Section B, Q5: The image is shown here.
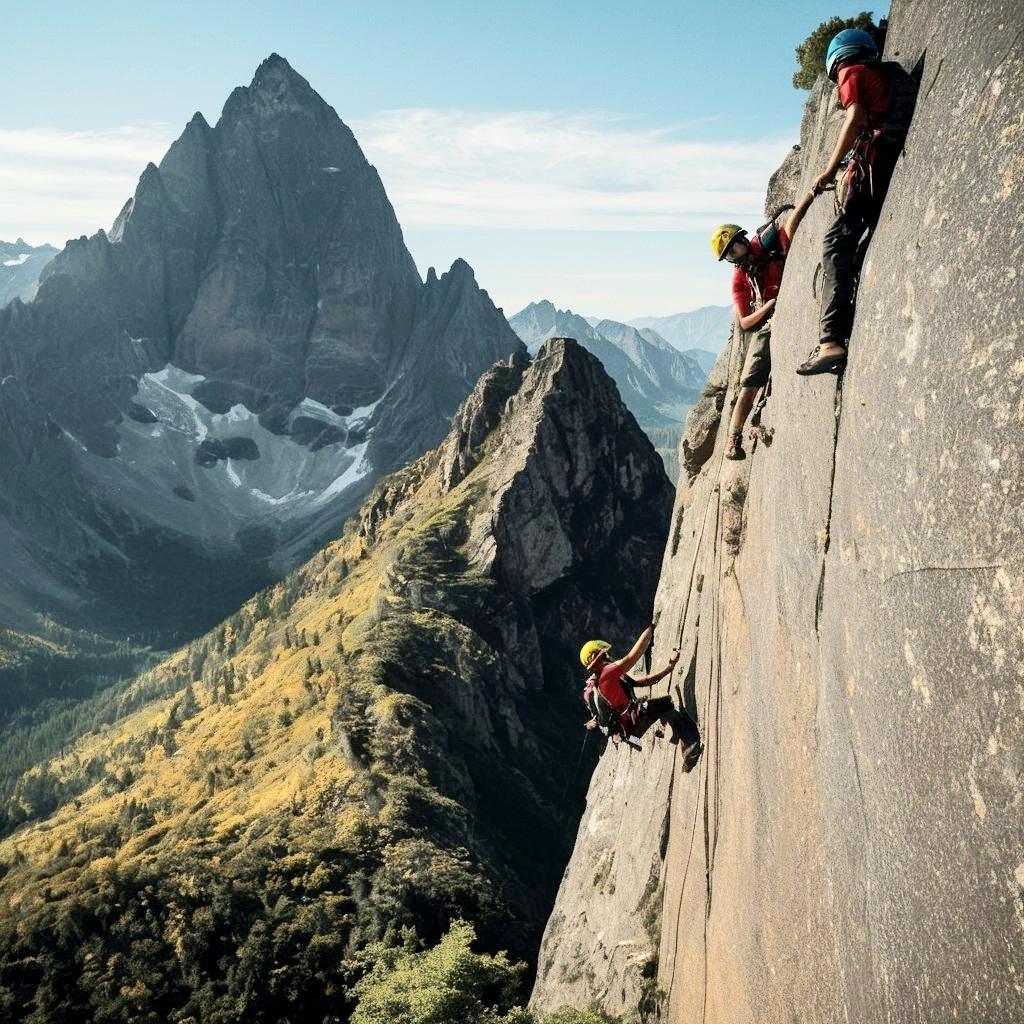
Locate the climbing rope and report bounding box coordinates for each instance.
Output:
[658,318,744,701]
[560,729,591,807]
[663,456,727,1011]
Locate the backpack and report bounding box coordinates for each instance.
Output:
[586,685,618,730]
[754,210,792,261]
[878,60,919,143]
[585,673,638,733]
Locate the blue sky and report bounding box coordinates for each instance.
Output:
[3,0,888,319]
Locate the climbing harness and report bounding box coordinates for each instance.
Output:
[836,130,881,211]
[585,669,646,753]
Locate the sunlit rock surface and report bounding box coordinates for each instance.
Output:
[531,2,1024,1020]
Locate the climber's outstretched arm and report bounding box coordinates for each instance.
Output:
[784,188,818,240]
[613,624,655,673]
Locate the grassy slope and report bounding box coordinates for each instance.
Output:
[0,432,574,1020]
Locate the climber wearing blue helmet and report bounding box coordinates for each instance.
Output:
[797,27,918,376]
[824,28,878,81]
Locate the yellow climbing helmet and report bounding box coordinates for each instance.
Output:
[579,639,612,668]
[711,223,746,262]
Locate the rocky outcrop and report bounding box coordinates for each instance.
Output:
[0,339,672,1019]
[438,350,529,491]
[678,339,733,483]
[532,2,1024,1021]
[0,56,523,647]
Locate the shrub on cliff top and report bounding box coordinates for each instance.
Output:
[793,11,888,89]
[541,1010,618,1024]
[350,920,530,1024]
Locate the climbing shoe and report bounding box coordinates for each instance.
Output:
[796,344,847,376]
[681,740,703,773]
[725,430,746,460]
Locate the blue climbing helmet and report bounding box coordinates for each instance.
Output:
[825,28,879,80]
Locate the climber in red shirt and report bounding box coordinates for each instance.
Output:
[579,627,702,772]
[710,187,817,460]
[797,29,917,375]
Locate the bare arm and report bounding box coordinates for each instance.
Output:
[814,102,869,191]
[738,298,775,332]
[784,188,817,240]
[613,624,654,674]
[630,648,681,687]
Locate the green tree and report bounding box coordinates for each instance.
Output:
[792,11,887,89]
[540,1011,617,1024]
[350,921,531,1024]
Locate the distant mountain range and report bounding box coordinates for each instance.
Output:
[508,300,706,429]
[0,239,58,307]
[629,305,733,355]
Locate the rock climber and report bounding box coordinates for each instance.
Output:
[711,188,817,460]
[797,28,916,375]
[579,626,702,772]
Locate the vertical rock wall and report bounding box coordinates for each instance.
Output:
[532,1,1024,1020]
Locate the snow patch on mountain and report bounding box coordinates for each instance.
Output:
[57,364,382,545]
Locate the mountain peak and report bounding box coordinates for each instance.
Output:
[219,54,325,124]
[249,53,318,102]
[444,257,474,283]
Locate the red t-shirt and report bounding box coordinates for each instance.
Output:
[837,63,891,123]
[595,662,631,713]
[731,228,790,318]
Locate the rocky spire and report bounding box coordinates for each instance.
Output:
[0,57,525,644]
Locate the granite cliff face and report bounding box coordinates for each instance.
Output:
[532,2,1024,1020]
[0,56,522,644]
[0,339,672,1020]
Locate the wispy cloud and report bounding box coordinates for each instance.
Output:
[352,109,794,232]
[0,124,176,245]
[1,109,793,259]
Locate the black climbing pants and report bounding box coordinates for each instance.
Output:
[819,143,899,345]
[631,696,700,746]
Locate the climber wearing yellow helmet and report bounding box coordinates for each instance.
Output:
[580,625,701,772]
[711,188,817,460]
